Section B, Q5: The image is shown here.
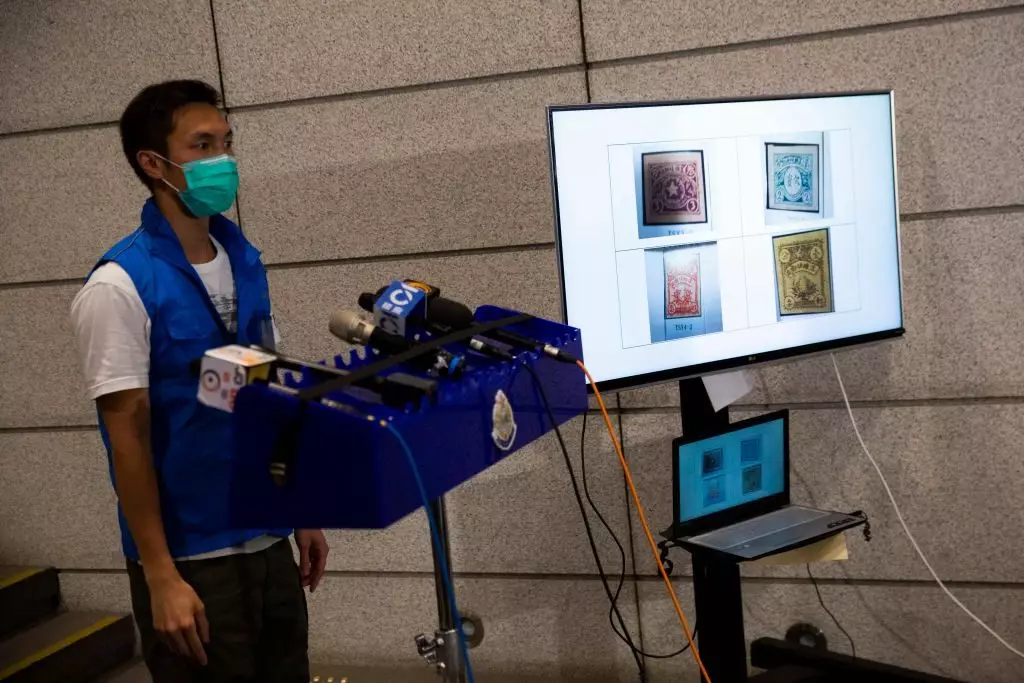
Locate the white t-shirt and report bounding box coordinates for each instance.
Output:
[70,235,282,560]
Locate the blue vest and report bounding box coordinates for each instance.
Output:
[93,199,288,560]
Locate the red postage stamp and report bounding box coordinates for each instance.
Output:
[665,249,702,318]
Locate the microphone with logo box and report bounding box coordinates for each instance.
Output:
[328,309,465,378]
[358,286,578,363]
[195,344,436,413]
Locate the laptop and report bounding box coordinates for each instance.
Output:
[669,410,864,561]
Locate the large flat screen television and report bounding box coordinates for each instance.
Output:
[547,92,904,390]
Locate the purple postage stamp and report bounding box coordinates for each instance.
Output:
[642,150,708,225]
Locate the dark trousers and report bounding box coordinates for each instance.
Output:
[127,539,310,683]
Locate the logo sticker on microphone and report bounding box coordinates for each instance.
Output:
[374,280,426,337]
[201,369,221,392]
[491,389,517,452]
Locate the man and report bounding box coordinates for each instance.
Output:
[70,80,328,682]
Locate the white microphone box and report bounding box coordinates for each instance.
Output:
[197,345,276,412]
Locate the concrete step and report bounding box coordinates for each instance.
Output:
[92,662,444,683]
[0,611,134,683]
[93,659,150,683]
[311,665,570,682]
[0,567,60,639]
[310,666,432,683]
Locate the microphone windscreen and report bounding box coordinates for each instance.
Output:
[328,310,364,343]
[357,292,376,313]
[428,297,474,329]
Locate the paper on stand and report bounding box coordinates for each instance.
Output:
[703,369,754,412]
[747,533,849,566]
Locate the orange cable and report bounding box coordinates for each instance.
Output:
[577,360,712,683]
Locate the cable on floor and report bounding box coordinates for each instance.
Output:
[832,352,1024,661]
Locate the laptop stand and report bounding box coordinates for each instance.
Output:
[674,377,964,683]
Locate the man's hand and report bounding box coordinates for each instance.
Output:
[149,572,210,665]
[295,529,329,593]
[98,389,208,664]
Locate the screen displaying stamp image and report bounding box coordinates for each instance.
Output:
[766,143,819,212]
[677,415,786,521]
[742,464,763,495]
[703,475,726,507]
[549,93,902,387]
[774,228,833,316]
[702,448,724,475]
[642,150,707,226]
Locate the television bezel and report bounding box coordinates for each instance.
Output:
[546,91,905,392]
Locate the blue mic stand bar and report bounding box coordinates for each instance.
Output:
[226,306,588,682]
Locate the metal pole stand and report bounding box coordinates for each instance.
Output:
[692,550,748,682]
[414,497,467,683]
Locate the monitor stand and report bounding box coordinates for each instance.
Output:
[679,376,747,682]
[675,377,963,683]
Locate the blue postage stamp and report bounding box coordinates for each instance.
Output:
[703,475,726,507]
[742,464,763,495]
[740,437,762,463]
[702,447,724,475]
[766,143,820,212]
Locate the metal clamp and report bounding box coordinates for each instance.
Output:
[658,538,685,575]
[415,629,463,679]
[415,632,440,665]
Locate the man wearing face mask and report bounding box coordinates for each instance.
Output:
[70,80,327,682]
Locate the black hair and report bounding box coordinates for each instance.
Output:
[119,80,222,188]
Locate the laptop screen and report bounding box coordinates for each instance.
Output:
[676,413,786,524]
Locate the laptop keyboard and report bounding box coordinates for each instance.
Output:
[693,506,827,549]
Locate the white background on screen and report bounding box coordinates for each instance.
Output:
[551,95,900,384]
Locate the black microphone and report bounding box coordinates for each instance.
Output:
[358,287,577,363]
[357,290,475,332]
[428,301,577,363]
[466,337,514,360]
[357,291,377,314]
[329,310,465,377]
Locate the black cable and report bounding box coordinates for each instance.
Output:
[526,365,693,669]
[581,410,696,659]
[806,563,856,659]
[519,363,647,681]
[524,362,643,679]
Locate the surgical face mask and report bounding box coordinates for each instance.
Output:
[153,152,239,217]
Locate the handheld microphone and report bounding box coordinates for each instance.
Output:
[358,285,577,363]
[329,310,465,378]
[329,310,411,355]
[195,343,437,412]
[358,290,475,332]
[467,337,514,360]
[486,328,579,364]
[422,297,576,363]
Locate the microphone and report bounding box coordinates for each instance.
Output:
[329,310,411,355]
[421,298,576,363]
[467,337,514,360]
[358,290,475,332]
[195,343,437,412]
[358,285,577,363]
[329,310,465,378]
